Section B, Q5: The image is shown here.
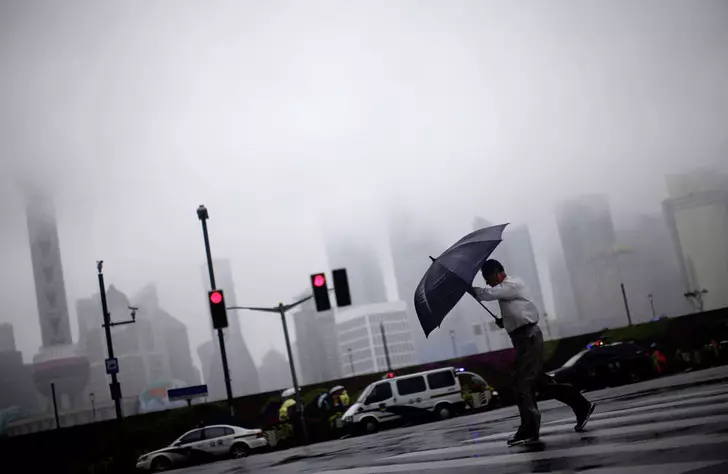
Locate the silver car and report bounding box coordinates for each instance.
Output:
[136,424,268,471]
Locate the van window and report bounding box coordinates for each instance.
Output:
[427,370,456,389]
[396,376,426,395]
[367,382,393,404]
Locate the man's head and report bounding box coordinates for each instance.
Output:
[481,259,506,287]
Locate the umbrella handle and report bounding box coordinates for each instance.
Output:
[469,292,500,319]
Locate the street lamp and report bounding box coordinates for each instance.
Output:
[196,205,235,417]
[97,260,137,422]
[228,294,315,444]
[449,330,458,358]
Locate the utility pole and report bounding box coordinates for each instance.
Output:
[648,294,656,319]
[227,294,315,445]
[620,282,633,326]
[347,348,355,376]
[380,321,392,372]
[90,392,96,422]
[449,330,458,358]
[97,261,137,421]
[51,382,60,429]
[196,205,234,417]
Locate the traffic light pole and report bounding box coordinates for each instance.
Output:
[197,205,235,418]
[379,321,392,372]
[278,303,309,444]
[227,294,316,445]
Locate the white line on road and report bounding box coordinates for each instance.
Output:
[317,435,728,473]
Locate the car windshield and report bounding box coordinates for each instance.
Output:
[562,350,587,368]
[356,387,371,404]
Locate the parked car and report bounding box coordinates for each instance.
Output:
[135,424,267,472]
[342,367,465,434]
[547,341,655,391]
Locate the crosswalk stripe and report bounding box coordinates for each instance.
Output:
[545,394,728,425]
[317,434,728,473]
[378,415,728,463]
[463,407,728,445]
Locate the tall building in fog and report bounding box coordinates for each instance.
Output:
[473,218,545,314]
[258,349,292,393]
[336,301,417,376]
[548,249,578,323]
[76,284,200,408]
[617,214,691,321]
[0,324,38,413]
[25,194,89,411]
[199,260,260,398]
[292,293,341,385]
[663,170,728,311]
[556,195,623,324]
[326,237,387,306]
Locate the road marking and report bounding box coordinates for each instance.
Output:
[546,393,728,425]
[316,435,728,473]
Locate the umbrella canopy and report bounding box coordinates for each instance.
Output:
[414,223,508,337]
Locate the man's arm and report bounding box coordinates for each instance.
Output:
[472,280,521,301]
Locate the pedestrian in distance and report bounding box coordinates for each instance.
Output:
[472,259,596,446]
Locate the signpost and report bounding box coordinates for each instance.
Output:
[105,357,119,375]
[168,384,209,407]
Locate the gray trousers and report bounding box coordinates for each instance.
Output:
[510,324,589,436]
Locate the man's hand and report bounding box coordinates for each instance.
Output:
[495,318,504,329]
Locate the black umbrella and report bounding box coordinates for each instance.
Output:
[414,223,508,337]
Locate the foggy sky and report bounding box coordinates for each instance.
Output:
[1,0,727,370]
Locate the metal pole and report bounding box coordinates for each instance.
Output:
[649,294,656,319]
[197,206,235,417]
[98,266,123,421]
[380,321,392,372]
[278,303,308,444]
[348,348,355,376]
[449,330,458,358]
[51,382,60,429]
[621,282,633,326]
[90,393,96,421]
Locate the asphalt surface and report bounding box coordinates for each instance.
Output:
[175,366,728,473]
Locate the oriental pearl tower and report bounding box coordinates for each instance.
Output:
[26,194,89,411]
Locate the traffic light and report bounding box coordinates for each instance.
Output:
[332,268,352,307]
[310,273,331,312]
[208,289,228,329]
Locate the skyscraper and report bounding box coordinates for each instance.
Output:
[326,237,387,306]
[662,170,728,311]
[556,195,623,324]
[292,293,341,385]
[26,194,89,411]
[199,259,260,399]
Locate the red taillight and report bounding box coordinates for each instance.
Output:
[256,431,265,438]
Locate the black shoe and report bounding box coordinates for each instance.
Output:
[575,402,596,432]
[507,432,539,446]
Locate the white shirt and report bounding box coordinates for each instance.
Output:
[473,276,540,334]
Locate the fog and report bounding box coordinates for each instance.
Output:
[1,0,727,369]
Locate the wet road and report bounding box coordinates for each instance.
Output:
[177,367,728,473]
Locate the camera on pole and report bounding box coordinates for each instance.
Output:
[209,289,229,329]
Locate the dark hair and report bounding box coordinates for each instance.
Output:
[481,259,504,276]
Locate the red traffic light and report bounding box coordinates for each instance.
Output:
[210,291,223,304]
[313,274,326,288]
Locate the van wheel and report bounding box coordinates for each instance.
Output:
[436,404,452,421]
[362,418,378,434]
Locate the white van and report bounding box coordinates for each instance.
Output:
[342,367,465,434]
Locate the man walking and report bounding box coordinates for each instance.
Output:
[472,259,595,446]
